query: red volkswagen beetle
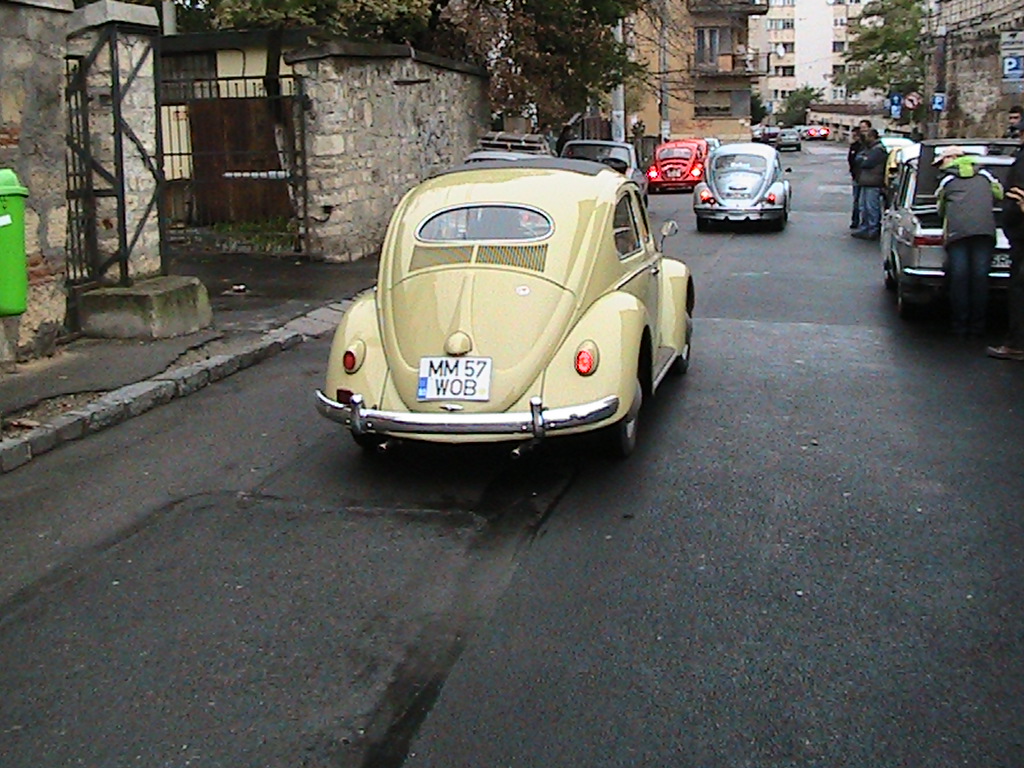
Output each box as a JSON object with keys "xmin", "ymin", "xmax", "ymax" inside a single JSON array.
[{"xmin": 646, "ymin": 139, "xmax": 708, "ymax": 193}]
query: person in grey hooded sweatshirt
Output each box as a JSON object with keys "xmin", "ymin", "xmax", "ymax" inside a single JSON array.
[{"xmin": 935, "ymin": 146, "xmax": 1004, "ymax": 337}]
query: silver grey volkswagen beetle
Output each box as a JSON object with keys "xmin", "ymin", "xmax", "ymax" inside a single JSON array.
[{"xmin": 692, "ymin": 142, "xmax": 791, "ymax": 232}]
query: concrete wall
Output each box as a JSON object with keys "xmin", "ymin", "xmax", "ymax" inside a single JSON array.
[
  {"xmin": 287, "ymin": 44, "xmax": 489, "ymax": 263},
  {"xmin": 0, "ymin": 0, "xmax": 74, "ymax": 362}
]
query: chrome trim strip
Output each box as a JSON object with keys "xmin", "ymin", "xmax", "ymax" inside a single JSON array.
[
  {"xmin": 315, "ymin": 390, "xmax": 619, "ymax": 438},
  {"xmin": 903, "ymin": 267, "xmax": 1009, "ymax": 280}
]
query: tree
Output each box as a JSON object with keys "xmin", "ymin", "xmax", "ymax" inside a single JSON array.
[
  {"xmin": 750, "ymin": 91, "xmax": 768, "ymax": 125},
  {"xmin": 779, "ymin": 86, "xmax": 822, "ymax": 127},
  {"xmin": 833, "ymin": 0, "xmax": 926, "ymax": 98},
  {"xmin": 210, "ymin": 0, "xmax": 644, "ymax": 127}
]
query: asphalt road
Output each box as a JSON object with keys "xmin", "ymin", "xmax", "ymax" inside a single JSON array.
[{"xmin": 2, "ymin": 143, "xmax": 1023, "ymax": 768}]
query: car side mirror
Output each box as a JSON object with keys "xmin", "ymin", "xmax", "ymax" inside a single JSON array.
[
  {"xmin": 659, "ymin": 220, "xmax": 679, "ymax": 248},
  {"xmin": 784, "ymin": 167, "xmax": 792, "ymax": 173}
]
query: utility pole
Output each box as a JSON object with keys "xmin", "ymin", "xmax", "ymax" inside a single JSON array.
[
  {"xmin": 658, "ymin": 0, "xmax": 670, "ymax": 141},
  {"xmin": 612, "ymin": 19, "xmax": 626, "ymax": 142}
]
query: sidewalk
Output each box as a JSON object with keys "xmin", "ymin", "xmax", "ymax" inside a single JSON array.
[{"xmin": 0, "ymin": 252, "xmax": 378, "ymax": 474}]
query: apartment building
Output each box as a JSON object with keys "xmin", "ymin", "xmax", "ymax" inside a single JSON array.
[
  {"xmin": 630, "ymin": 0, "xmax": 768, "ymax": 142},
  {"xmin": 748, "ymin": 0, "xmax": 872, "ymax": 122}
]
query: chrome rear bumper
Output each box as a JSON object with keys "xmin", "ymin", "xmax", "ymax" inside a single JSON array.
[{"xmin": 314, "ymin": 390, "xmax": 619, "ymax": 439}]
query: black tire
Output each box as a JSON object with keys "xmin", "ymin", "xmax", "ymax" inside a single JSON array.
[
  {"xmin": 771, "ymin": 210, "xmax": 787, "ymax": 232},
  {"xmin": 696, "ymin": 217, "xmax": 710, "ymax": 233},
  {"xmin": 352, "ymin": 432, "xmax": 385, "ymax": 451},
  {"xmin": 896, "ymin": 280, "xmax": 918, "ymax": 320},
  {"xmin": 605, "ymin": 378, "xmax": 642, "ymax": 458}
]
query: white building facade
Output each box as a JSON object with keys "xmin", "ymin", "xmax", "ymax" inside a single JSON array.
[{"xmin": 749, "ymin": 0, "xmax": 875, "ymax": 121}]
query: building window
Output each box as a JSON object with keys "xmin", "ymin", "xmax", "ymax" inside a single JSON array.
[
  {"xmin": 766, "ymin": 18, "xmax": 795, "ymax": 30},
  {"xmin": 832, "ymin": 41, "xmax": 846, "ymax": 52},
  {"xmin": 773, "ymin": 66, "xmax": 796, "ymax": 77},
  {"xmin": 695, "ymin": 28, "xmax": 721, "ymax": 65},
  {"xmin": 782, "ymin": 42, "xmax": 795, "ymax": 53},
  {"xmin": 832, "ymin": 64, "xmax": 847, "ymax": 76},
  {"xmin": 834, "ymin": 17, "xmax": 847, "ymax": 26}
]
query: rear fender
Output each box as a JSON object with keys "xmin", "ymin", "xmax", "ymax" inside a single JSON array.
[
  {"xmin": 323, "ymin": 291, "xmax": 387, "ymax": 407},
  {"xmin": 538, "ymin": 292, "xmax": 647, "ymax": 424}
]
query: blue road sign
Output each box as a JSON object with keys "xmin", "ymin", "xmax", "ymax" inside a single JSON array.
[{"xmin": 931, "ymin": 92, "xmax": 947, "ymax": 112}]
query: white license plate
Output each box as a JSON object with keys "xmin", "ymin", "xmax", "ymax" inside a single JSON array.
[
  {"xmin": 993, "ymin": 252, "xmax": 1011, "ymax": 269},
  {"xmin": 666, "ymin": 168, "xmax": 682, "ymax": 178},
  {"xmin": 417, "ymin": 357, "xmax": 492, "ymax": 401}
]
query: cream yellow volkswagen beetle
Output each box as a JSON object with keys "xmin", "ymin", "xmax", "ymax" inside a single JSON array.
[{"xmin": 315, "ymin": 157, "xmax": 695, "ymax": 457}]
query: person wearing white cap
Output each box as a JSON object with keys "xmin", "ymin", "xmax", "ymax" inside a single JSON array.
[{"xmin": 935, "ymin": 146, "xmax": 1004, "ymax": 338}]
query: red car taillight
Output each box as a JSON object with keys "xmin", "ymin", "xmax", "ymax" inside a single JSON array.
[
  {"xmin": 698, "ymin": 189, "xmax": 716, "ymax": 204},
  {"xmin": 647, "ymin": 166, "xmax": 659, "ymax": 180},
  {"xmin": 690, "ymin": 163, "xmax": 704, "ymax": 178},
  {"xmin": 913, "ymin": 234, "xmax": 944, "ymax": 247},
  {"xmin": 342, "ymin": 339, "xmax": 366, "ymax": 373},
  {"xmin": 574, "ymin": 341, "xmax": 599, "ymax": 376},
  {"xmin": 766, "ymin": 192, "xmax": 777, "ymax": 204}
]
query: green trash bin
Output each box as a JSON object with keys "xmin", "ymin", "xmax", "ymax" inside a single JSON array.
[{"xmin": 0, "ymin": 168, "xmax": 29, "ymax": 317}]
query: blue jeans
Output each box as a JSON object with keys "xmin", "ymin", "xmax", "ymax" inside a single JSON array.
[
  {"xmin": 851, "ymin": 184, "xmax": 861, "ymax": 227},
  {"xmin": 947, "ymin": 234, "xmax": 994, "ymax": 335},
  {"xmin": 858, "ymin": 187, "xmax": 882, "ymax": 236}
]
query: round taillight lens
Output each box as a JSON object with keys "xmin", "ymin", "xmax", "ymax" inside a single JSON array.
[
  {"xmin": 343, "ymin": 350, "xmax": 358, "ymax": 372},
  {"xmin": 690, "ymin": 163, "xmax": 703, "ymax": 178},
  {"xmin": 699, "ymin": 189, "xmax": 715, "ymax": 204},
  {"xmin": 574, "ymin": 341, "xmax": 598, "ymax": 376},
  {"xmin": 766, "ymin": 192, "xmax": 777, "ymax": 204},
  {"xmin": 647, "ymin": 166, "xmax": 659, "ymax": 180}
]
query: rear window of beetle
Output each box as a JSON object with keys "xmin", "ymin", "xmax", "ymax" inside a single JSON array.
[{"xmin": 417, "ymin": 205, "xmax": 553, "ymax": 242}]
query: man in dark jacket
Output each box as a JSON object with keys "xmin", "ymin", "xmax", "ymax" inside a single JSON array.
[
  {"xmin": 935, "ymin": 147, "xmax": 1004, "ymax": 337},
  {"xmin": 848, "ymin": 127, "xmax": 863, "ymax": 229},
  {"xmin": 988, "ymin": 117, "xmax": 1024, "ymax": 359},
  {"xmin": 851, "ymin": 128, "xmax": 887, "ymax": 240}
]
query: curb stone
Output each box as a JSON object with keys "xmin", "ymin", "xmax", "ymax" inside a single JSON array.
[{"xmin": 0, "ymin": 304, "xmax": 341, "ymax": 475}]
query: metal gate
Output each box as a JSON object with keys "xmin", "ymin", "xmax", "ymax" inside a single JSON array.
[
  {"xmin": 160, "ymin": 75, "xmax": 311, "ymax": 259},
  {"xmin": 65, "ymin": 24, "xmax": 165, "ymax": 330}
]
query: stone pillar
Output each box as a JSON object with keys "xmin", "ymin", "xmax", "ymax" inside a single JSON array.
[
  {"xmin": 0, "ymin": 0, "xmax": 75, "ymax": 365},
  {"xmin": 66, "ymin": 0, "xmax": 161, "ymax": 283}
]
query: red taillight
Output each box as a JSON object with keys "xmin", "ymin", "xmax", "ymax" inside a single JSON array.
[
  {"xmin": 913, "ymin": 234, "xmax": 944, "ymax": 246},
  {"xmin": 766, "ymin": 192, "xmax": 777, "ymax": 204},
  {"xmin": 690, "ymin": 163, "xmax": 704, "ymax": 178},
  {"xmin": 821, "ymin": 127, "xmax": 830, "ymax": 136},
  {"xmin": 647, "ymin": 166, "xmax": 659, "ymax": 180},
  {"xmin": 342, "ymin": 350, "xmax": 358, "ymax": 372},
  {"xmin": 699, "ymin": 189, "xmax": 716, "ymax": 204},
  {"xmin": 335, "ymin": 388, "xmax": 353, "ymax": 404},
  {"xmin": 575, "ymin": 349, "xmax": 595, "ymax": 376}
]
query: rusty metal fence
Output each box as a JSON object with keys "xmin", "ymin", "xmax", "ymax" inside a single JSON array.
[{"xmin": 160, "ymin": 75, "xmax": 311, "ymax": 259}]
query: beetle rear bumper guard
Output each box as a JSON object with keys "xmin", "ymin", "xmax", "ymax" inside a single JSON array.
[{"xmin": 315, "ymin": 390, "xmax": 619, "ymax": 439}]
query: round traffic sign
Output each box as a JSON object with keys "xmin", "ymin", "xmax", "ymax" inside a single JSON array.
[{"xmin": 903, "ymin": 92, "xmax": 922, "ymax": 109}]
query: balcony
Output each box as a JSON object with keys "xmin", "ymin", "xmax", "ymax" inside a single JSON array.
[
  {"xmin": 694, "ymin": 51, "xmax": 769, "ymax": 78},
  {"xmin": 688, "ymin": 0, "xmax": 768, "ymax": 16}
]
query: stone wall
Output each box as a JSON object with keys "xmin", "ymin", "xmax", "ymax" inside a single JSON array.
[
  {"xmin": 925, "ymin": 0, "xmax": 1024, "ymax": 138},
  {"xmin": 0, "ymin": 0, "xmax": 74, "ymax": 362},
  {"xmin": 287, "ymin": 43, "xmax": 489, "ymax": 262}
]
